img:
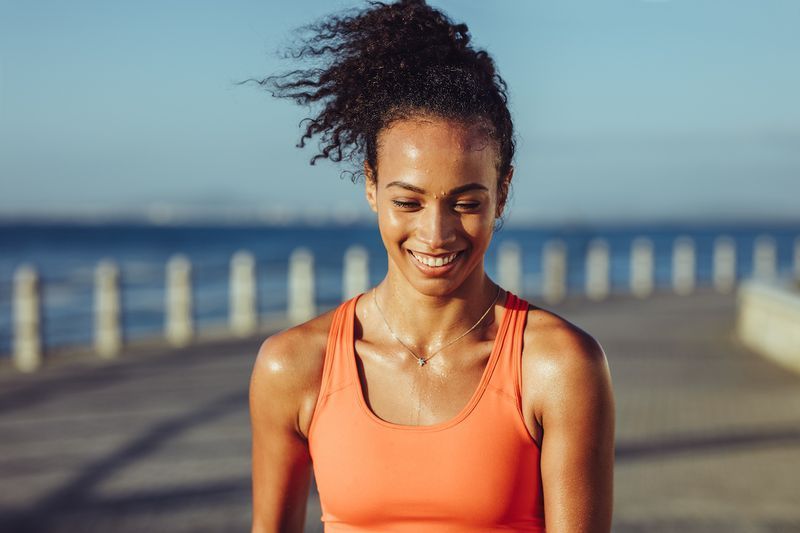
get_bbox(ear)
[364,162,378,213]
[495,165,514,218]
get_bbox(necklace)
[371,285,502,367]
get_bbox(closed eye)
[391,199,419,209]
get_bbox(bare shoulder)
[249,309,337,439]
[522,305,607,368]
[521,305,613,426]
[252,310,334,387]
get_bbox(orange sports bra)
[308,291,546,532]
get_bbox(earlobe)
[365,181,378,213]
[496,165,514,218]
[364,163,378,213]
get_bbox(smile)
[409,250,461,268]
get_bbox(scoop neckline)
[347,290,514,432]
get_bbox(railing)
[5,234,800,373]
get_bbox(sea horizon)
[1,212,800,230]
[1,218,799,355]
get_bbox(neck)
[373,263,500,354]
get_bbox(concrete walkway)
[0,290,798,532]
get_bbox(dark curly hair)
[256,0,515,195]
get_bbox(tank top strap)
[486,291,530,408]
[318,296,359,400]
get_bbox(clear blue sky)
[1,0,798,224]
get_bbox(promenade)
[1,289,798,532]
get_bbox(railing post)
[289,248,315,324]
[713,236,736,293]
[672,236,695,295]
[230,251,257,337]
[586,239,610,301]
[343,246,369,300]
[497,241,522,296]
[753,235,776,280]
[542,240,566,304]
[94,260,122,358]
[630,238,654,298]
[165,255,193,347]
[13,265,42,372]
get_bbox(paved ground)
[0,289,799,532]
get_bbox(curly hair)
[257,0,515,189]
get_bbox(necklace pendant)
[417,358,426,367]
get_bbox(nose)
[416,202,457,251]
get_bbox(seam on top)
[485,383,541,449]
[307,298,351,445]
[307,383,354,446]
[514,298,529,423]
[512,297,540,448]
[323,380,354,398]
[486,383,518,406]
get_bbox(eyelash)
[391,200,480,211]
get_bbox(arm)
[534,326,616,532]
[250,333,314,533]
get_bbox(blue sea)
[1,221,799,355]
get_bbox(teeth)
[411,251,458,267]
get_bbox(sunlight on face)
[365,117,509,296]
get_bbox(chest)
[352,338,542,442]
[354,338,492,425]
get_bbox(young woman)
[249,1,615,531]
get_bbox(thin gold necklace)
[371,285,502,367]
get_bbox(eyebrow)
[384,181,489,196]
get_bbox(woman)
[249,1,615,531]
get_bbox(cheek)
[466,210,496,238]
[379,207,406,233]
[376,208,410,250]
[454,219,494,257]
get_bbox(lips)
[409,250,461,268]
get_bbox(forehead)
[375,117,499,184]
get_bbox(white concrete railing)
[497,241,522,296]
[737,279,800,375]
[630,238,654,298]
[94,260,122,358]
[753,235,777,281]
[542,239,567,304]
[672,236,695,296]
[288,248,316,325]
[12,265,42,373]
[165,254,193,347]
[586,239,610,301]
[713,236,736,293]
[230,251,258,337]
[6,232,799,371]
[343,245,370,300]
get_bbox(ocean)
[1,221,799,355]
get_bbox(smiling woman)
[248,1,615,532]
[365,118,505,299]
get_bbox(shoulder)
[249,307,338,438]
[521,304,614,427]
[522,305,607,369]
[252,309,335,385]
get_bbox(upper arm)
[249,331,319,533]
[532,325,616,533]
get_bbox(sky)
[1,0,799,225]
